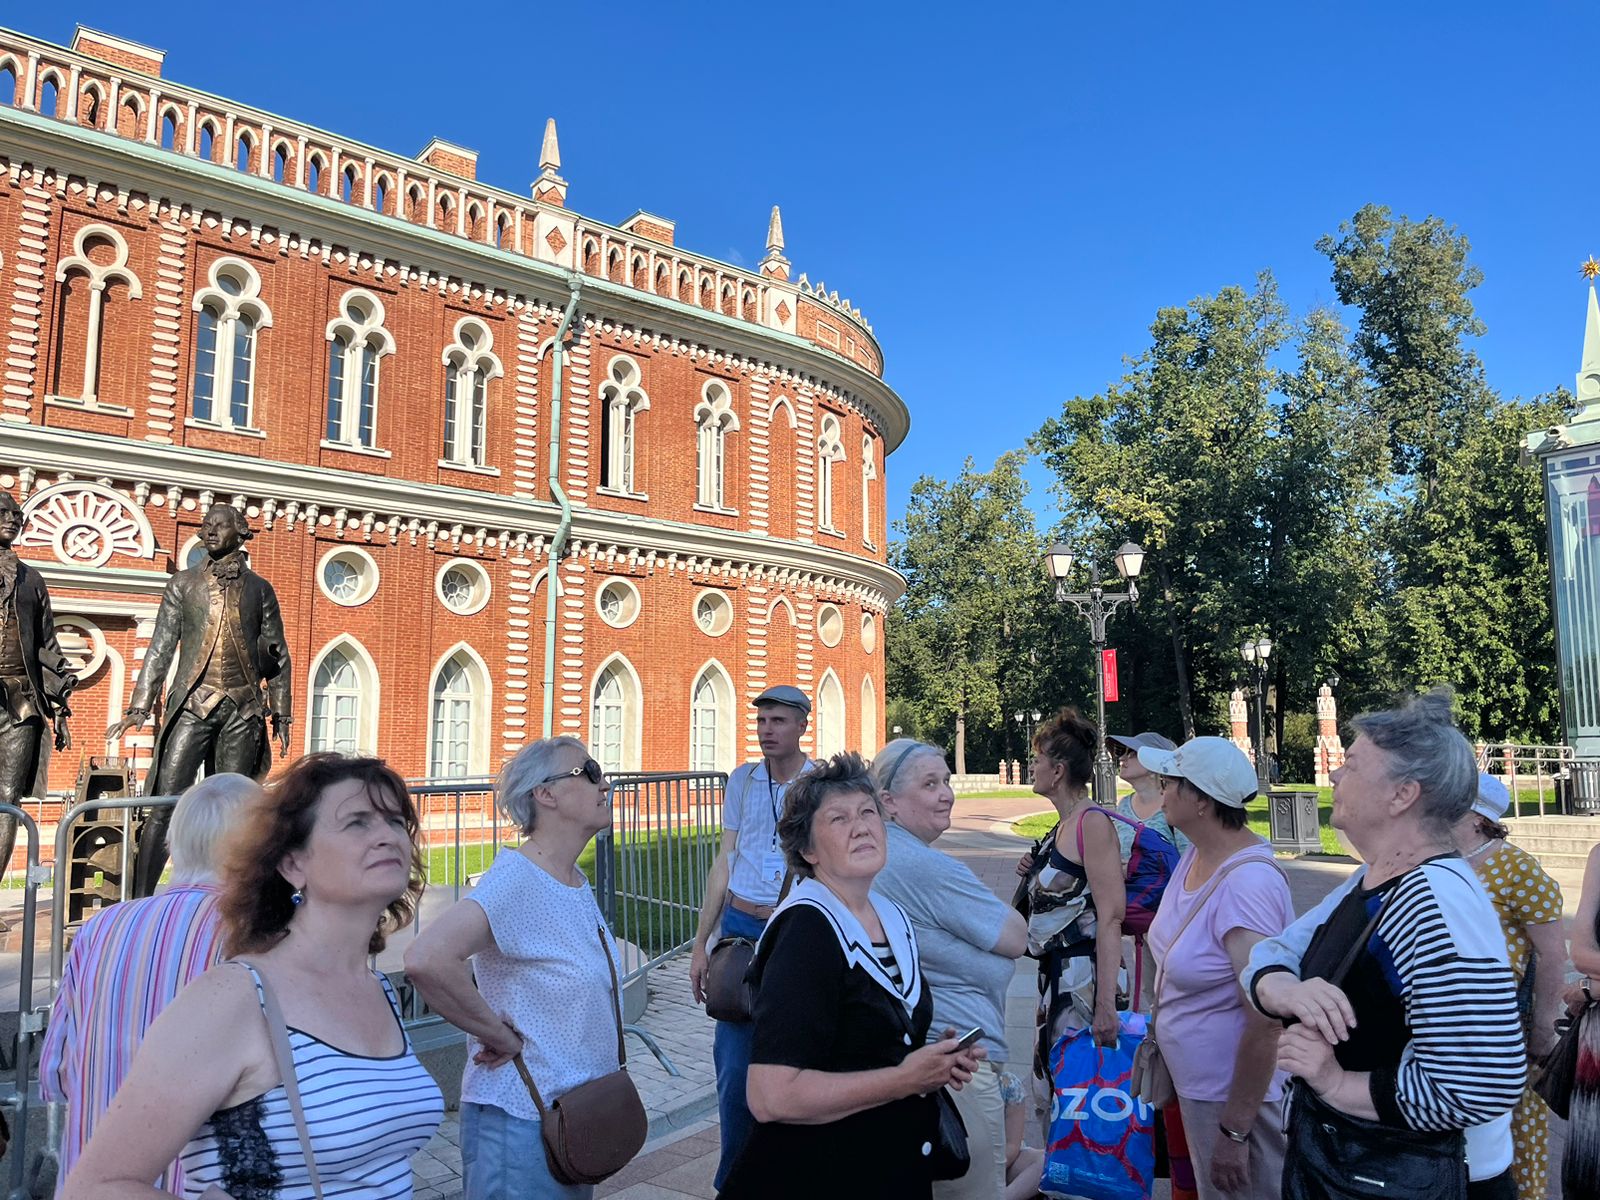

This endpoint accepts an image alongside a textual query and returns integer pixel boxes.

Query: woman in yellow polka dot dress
[1452,772,1565,1200]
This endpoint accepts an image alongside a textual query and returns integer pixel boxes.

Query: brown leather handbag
[513,925,647,1185]
[704,934,758,1022]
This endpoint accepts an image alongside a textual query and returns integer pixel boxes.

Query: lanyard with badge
[759,758,787,889]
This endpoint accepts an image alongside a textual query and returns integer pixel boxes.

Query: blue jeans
[712,906,767,1189]
[460,1101,592,1200]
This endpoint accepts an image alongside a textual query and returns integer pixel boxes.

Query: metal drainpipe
[542,276,582,738]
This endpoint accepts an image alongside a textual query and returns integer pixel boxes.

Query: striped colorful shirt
[39,882,226,1193]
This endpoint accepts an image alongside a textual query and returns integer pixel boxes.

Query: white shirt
[723,759,813,905]
[460,849,622,1120]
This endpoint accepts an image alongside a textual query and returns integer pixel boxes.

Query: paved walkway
[412,796,1360,1200]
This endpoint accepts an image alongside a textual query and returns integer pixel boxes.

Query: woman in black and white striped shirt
[1244,690,1525,1200]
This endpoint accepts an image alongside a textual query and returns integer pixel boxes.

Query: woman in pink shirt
[1140,737,1294,1200]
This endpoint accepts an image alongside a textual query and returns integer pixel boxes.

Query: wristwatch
[1219,1123,1250,1145]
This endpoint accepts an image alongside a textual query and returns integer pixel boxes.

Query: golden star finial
[1583,256,1600,280]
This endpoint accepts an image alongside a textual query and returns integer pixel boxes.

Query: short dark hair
[220,753,423,957]
[776,751,881,879]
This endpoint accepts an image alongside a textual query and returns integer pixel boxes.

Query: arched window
[860,675,878,755]
[373,175,390,214]
[742,288,756,321]
[816,414,846,532]
[495,213,509,248]
[116,94,141,138]
[690,663,735,773]
[306,153,324,195]
[39,75,60,119]
[695,381,739,509]
[607,247,624,283]
[720,283,735,316]
[436,193,455,232]
[272,144,289,184]
[429,651,487,778]
[466,203,485,241]
[324,290,395,449]
[631,255,647,289]
[51,224,143,406]
[308,642,377,754]
[191,258,272,430]
[160,111,177,149]
[341,165,357,204]
[655,263,671,296]
[582,239,600,276]
[815,671,845,758]
[677,268,692,303]
[79,83,104,128]
[406,185,424,221]
[235,132,254,174]
[0,64,15,108]
[699,278,714,310]
[198,122,216,162]
[590,657,641,773]
[861,434,878,546]
[599,356,650,494]
[441,318,504,467]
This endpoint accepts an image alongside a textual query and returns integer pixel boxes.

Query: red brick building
[0,25,907,794]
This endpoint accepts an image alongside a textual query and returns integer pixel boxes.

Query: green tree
[886,452,1042,773]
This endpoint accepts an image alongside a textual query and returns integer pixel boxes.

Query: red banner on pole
[1102,649,1120,702]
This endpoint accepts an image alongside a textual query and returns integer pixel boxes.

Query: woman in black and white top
[1244,690,1525,1200]
[718,753,985,1200]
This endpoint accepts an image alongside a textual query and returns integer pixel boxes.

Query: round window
[435,558,491,616]
[817,603,844,648]
[861,612,877,654]
[317,547,379,607]
[179,535,207,570]
[694,590,733,637]
[596,579,641,628]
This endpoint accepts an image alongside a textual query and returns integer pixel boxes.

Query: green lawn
[1011,787,1345,854]
[424,829,718,958]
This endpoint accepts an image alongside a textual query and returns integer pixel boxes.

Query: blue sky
[39,3,1600,531]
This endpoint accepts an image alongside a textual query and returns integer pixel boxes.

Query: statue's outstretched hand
[107,709,149,741]
[271,713,292,756]
[53,710,71,751]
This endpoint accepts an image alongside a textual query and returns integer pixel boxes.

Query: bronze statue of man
[109,503,291,896]
[0,491,75,876]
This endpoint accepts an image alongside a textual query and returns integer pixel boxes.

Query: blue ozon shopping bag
[1040,1013,1156,1200]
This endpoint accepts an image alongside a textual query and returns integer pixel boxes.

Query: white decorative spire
[760,203,790,282]
[1580,260,1600,418]
[532,118,568,207]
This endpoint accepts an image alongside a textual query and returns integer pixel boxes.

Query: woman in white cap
[1107,731,1189,854]
[1142,737,1293,1200]
[1451,772,1565,1200]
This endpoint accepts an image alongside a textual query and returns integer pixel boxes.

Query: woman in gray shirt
[873,739,1035,1200]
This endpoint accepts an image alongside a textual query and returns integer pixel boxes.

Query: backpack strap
[1074,805,1137,860]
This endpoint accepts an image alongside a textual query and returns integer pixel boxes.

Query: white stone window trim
[817,602,844,648]
[590,652,644,773]
[316,544,380,608]
[440,316,504,469]
[187,418,268,439]
[305,635,380,755]
[436,557,492,616]
[53,223,143,408]
[816,412,846,536]
[694,379,740,510]
[595,577,642,629]
[190,256,273,432]
[861,611,878,654]
[438,460,502,477]
[689,658,737,775]
[320,439,393,459]
[324,288,396,451]
[692,501,740,517]
[599,354,650,495]
[429,644,492,778]
[814,667,846,759]
[45,395,135,417]
[692,588,734,638]
[177,535,208,571]
[861,433,878,550]
[596,485,651,503]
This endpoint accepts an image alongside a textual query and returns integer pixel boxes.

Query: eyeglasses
[535,759,606,787]
[1158,775,1180,793]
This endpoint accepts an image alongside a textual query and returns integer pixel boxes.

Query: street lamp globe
[1045,543,1076,581]
[1030,709,1040,722]
[1240,640,1257,663]
[1255,636,1273,661]
[1113,542,1145,580]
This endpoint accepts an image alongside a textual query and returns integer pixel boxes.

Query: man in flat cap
[688,684,815,1189]
[108,503,291,897]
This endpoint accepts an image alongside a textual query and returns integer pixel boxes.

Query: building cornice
[0,425,905,604]
[0,104,909,451]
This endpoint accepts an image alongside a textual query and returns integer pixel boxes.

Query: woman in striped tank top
[64,754,444,1200]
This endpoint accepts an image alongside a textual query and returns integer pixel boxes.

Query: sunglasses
[536,759,606,787]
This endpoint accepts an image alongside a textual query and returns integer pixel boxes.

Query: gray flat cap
[753,685,811,715]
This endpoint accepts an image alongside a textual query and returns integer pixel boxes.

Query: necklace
[1466,838,1499,861]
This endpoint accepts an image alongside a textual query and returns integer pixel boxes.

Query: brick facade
[0,24,908,795]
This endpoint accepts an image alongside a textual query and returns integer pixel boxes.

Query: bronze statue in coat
[0,492,76,877]
[108,504,291,895]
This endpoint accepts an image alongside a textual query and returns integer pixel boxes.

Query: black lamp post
[1241,635,1274,786]
[1044,540,1144,804]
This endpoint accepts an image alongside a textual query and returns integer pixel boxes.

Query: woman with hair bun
[1017,707,1128,1092]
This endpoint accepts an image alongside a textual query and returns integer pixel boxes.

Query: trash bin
[1564,759,1600,815]
[1266,789,1322,854]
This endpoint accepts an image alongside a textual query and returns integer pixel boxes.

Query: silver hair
[167,773,263,883]
[495,736,590,835]
[871,738,946,797]
[1349,688,1477,839]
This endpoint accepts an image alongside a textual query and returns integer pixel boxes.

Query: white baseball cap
[1136,736,1259,808]
[1473,773,1511,822]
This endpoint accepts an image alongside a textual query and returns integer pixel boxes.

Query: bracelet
[1584,976,1594,1003]
[1219,1123,1250,1144]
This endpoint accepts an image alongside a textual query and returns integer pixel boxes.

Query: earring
[290,888,304,907]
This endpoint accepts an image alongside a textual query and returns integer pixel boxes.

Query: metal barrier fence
[0,804,45,1200]
[1475,743,1576,817]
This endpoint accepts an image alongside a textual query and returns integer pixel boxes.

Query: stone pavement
[412,794,1359,1200]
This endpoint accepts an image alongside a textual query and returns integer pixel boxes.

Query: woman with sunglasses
[406,738,624,1200]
